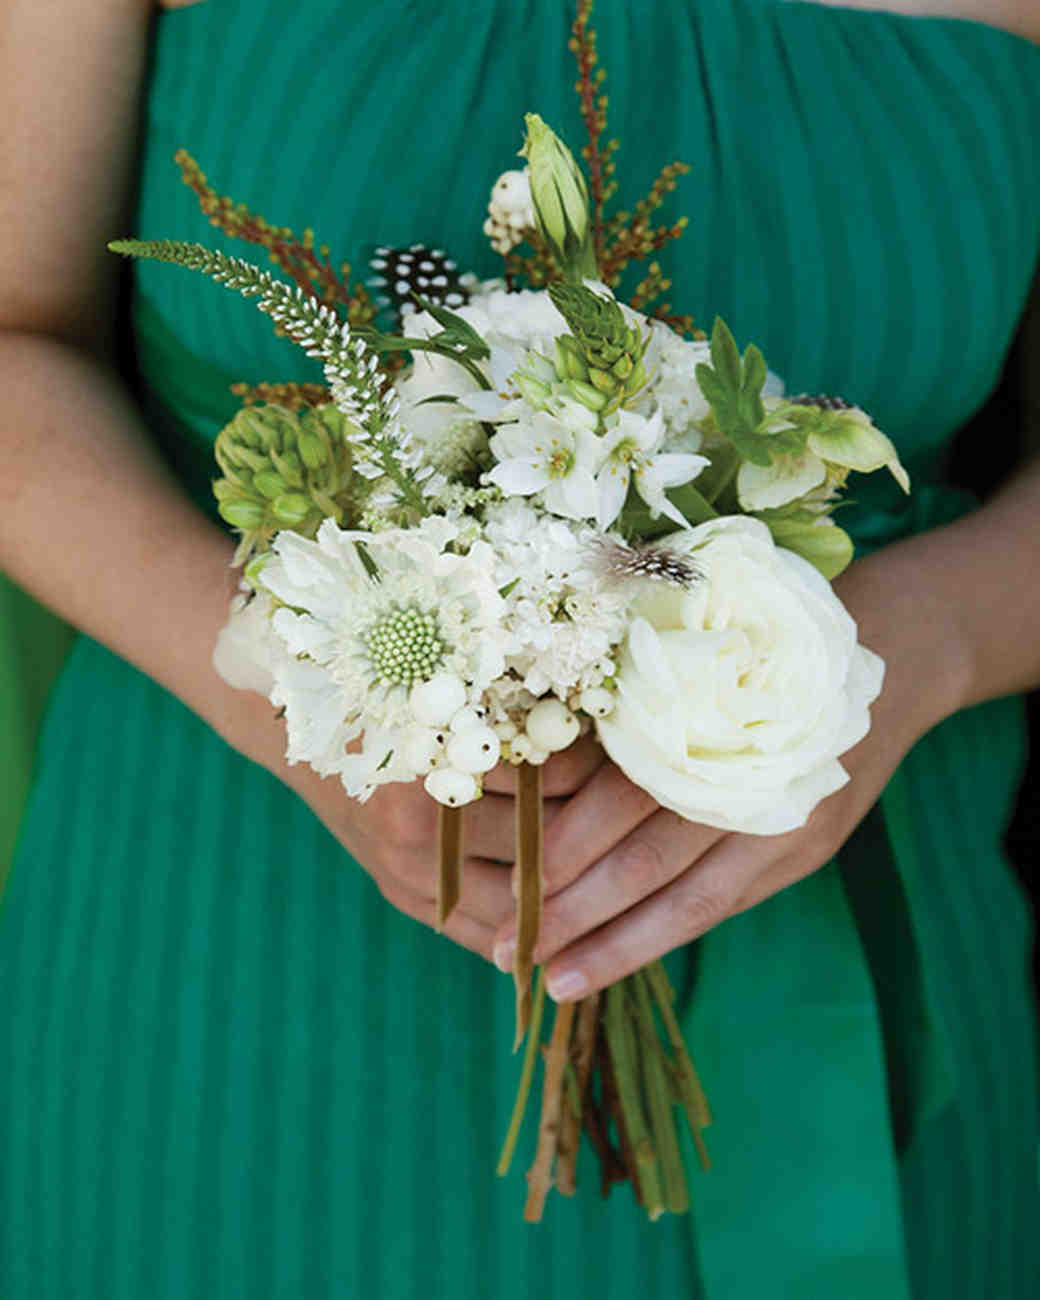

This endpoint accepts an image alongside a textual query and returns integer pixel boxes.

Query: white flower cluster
[215,276,903,828]
[483,168,536,255]
[214,505,627,805]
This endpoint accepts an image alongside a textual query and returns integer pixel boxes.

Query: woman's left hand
[487,549,969,1000]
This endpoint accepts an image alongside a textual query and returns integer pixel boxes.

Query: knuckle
[674,880,734,938]
[609,836,671,890]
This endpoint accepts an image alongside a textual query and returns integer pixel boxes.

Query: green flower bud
[547,282,650,412]
[565,379,610,412]
[253,469,287,500]
[219,499,265,530]
[520,113,598,282]
[297,430,329,470]
[554,335,589,383]
[514,371,553,410]
[272,492,312,526]
[213,401,362,563]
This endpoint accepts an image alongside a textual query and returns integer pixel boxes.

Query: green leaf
[694,441,741,506]
[709,317,742,392]
[355,540,380,579]
[742,344,767,397]
[694,363,728,409]
[412,295,491,359]
[619,480,718,541]
[414,393,464,407]
[760,516,854,580]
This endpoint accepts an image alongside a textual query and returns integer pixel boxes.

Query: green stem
[604,982,665,1219]
[631,972,689,1214]
[513,762,544,1050]
[645,961,712,1171]
[524,998,577,1222]
[496,968,547,1178]
[435,804,463,928]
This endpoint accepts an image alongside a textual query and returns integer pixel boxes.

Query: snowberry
[424,768,480,807]
[508,733,533,763]
[404,730,445,774]
[578,687,615,718]
[445,725,501,775]
[525,698,580,752]
[410,673,467,727]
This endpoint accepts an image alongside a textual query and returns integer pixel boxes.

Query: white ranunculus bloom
[595,516,884,834]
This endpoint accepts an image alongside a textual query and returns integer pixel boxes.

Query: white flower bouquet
[110,2,907,1222]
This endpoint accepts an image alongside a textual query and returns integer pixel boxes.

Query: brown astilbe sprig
[174,149,377,326]
[568,2,694,328]
[504,228,560,290]
[628,262,701,338]
[598,161,691,289]
[569,0,618,265]
[230,381,333,409]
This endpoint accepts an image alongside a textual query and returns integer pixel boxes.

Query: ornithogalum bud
[520,113,598,282]
[547,282,650,414]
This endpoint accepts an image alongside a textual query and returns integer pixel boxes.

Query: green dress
[2,3,1038,1296]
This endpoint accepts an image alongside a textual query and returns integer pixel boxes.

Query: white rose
[595,517,884,835]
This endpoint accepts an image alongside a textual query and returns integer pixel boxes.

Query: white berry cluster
[483,169,536,255]
[404,671,616,807]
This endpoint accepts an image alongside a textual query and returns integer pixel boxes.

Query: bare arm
[0,0,242,733]
[0,0,559,960]
[803,0,1040,43]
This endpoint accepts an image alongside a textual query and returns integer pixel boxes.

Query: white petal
[596,462,631,529]
[486,458,551,495]
[647,453,709,488]
[545,466,599,520]
[737,453,827,510]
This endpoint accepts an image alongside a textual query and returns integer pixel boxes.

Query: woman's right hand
[245,696,606,962]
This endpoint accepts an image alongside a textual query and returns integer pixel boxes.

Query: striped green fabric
[2,3,1038,1296]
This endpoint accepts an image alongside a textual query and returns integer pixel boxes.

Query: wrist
[834,540,974,746]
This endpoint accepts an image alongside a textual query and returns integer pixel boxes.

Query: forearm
[0,329,285,768]
[836,457,1040,740]
[803,1,1040,44]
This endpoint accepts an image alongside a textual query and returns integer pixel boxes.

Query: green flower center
[366,605,446,687]
[547,444,575,478]
[610,437,639,467]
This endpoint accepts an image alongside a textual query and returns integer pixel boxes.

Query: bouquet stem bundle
[441,763,712,1220]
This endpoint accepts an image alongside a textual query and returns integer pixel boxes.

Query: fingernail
[546,968,587,1002]
[493,938,516,973]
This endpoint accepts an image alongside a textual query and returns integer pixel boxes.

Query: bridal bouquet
[111,0,907,1222]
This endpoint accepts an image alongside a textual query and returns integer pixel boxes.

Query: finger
[538,760,661,895]
[482,733,606,797]
[379,845,516,929]
[375,872,497,961]
[493,807,724,970]
[451,857,518,929]
[461,791,566,861]
[539,832,771,1000]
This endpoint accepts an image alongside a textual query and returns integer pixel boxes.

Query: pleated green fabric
[2,3,1039,1297]
[0,577,71,890]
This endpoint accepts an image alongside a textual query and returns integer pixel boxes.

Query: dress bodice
[132,0,1040,539]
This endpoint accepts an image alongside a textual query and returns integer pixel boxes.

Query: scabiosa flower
[248,517,516,798]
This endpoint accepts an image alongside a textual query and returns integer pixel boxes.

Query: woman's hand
[487,541,974,1000]
[231,685,605,963]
